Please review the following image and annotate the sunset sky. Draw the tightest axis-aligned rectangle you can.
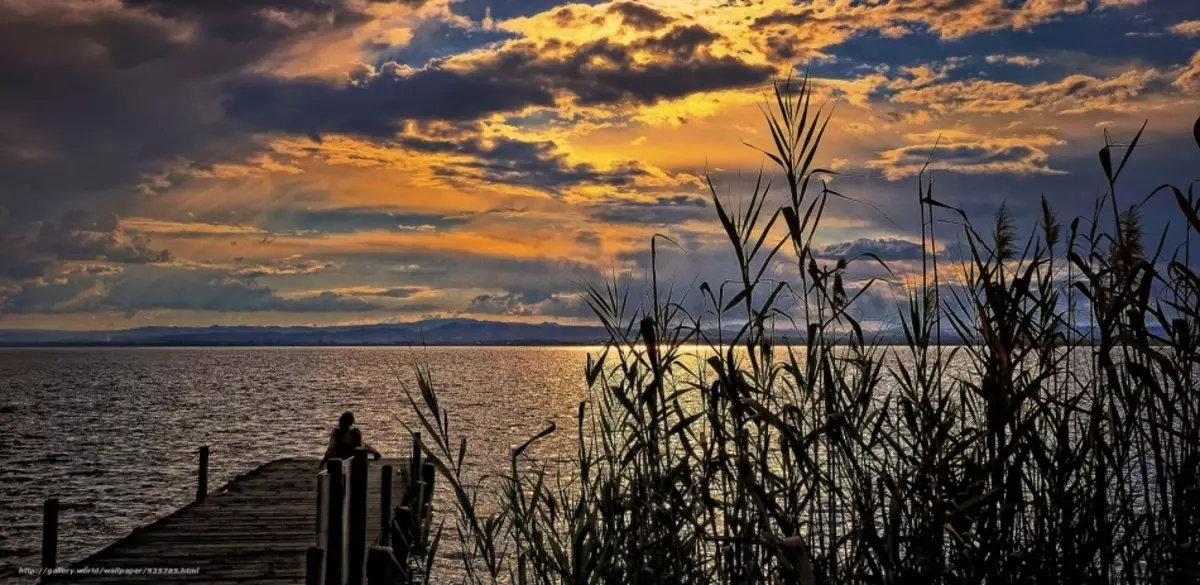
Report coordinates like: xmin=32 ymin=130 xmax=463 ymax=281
xmin=0 ymin=0 xmax=1197 ymax=330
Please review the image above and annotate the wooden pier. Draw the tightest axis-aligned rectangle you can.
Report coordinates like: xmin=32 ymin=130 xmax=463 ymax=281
xmin=41 ymin=438 xmax=437 ymax=585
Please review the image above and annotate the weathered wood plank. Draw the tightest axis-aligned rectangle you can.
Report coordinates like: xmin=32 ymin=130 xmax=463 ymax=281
xmin=49 ymin=458 xmax=406 ymax=584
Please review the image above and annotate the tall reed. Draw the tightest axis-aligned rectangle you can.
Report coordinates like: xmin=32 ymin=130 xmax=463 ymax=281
xmin=401 ymin=77 xmax=1200 ymax=584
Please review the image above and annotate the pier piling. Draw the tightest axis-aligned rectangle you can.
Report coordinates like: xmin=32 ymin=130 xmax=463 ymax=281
xmin=325 ymin=458 xmax=347 ymax=585
xmin=42 ymin=497 xmax=58 ymax=570
xmin=348 ymin=449 xmax=369 ymax=585
xmin=379 ymin=465 xmax=393 ymax=547
xmin=306 ymin=546 xmax=325 ymax=585
xmin=196 ymin=445 xmax=209 ymax=502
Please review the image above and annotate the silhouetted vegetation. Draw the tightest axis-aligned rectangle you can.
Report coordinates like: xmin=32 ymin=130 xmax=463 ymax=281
xmin=400 ymin=77 xmax=1200 ymax=584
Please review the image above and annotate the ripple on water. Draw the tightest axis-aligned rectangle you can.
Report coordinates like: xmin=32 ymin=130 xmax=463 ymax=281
xmin=0 ymin=346 xmax=598 ymax=584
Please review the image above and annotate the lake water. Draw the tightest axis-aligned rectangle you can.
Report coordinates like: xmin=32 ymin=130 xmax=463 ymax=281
xmin=0 ymin=347 xmax=597 ymax=583
xmin=1 ymin=345 xmax=1114 ymax=583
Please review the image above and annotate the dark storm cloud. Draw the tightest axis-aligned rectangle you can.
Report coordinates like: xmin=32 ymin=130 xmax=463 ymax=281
xmin=366 ymin=287 xmax=425 ymax=298
xmin=2 ymin=265 xmax=382 ymax=315
xmin=325 ymin=132 xmax=649 ymax=192
xmin=543 ymin=27 xmax=774 ymax=106
xmin=587 ymin=195 xmax=710 ymax=225
xmin=33 ymin=211 xmax=171 ymax=264
xmin=343 ymin=253 xmax=605 ymax=300
xmin=224 ymin=23 xmax=773 ymax=137
xmin=0 ymin=210 xmax=170 ymax=281
xmin=467 ymin=291 xmax=593 ymax=318
xmin=608 ymin=2 xmax=673 ymax=31
xmin=450 ymin=0 xmax=604 ymax=22
xmin=0 ymin=209 xmax=50 ymax=280
xmin=377 ymin=17 xmax=516 ymax=67
xmin=262 ymin=207 xmax=468 ymax=234
xmin=420 ymin=137 xmax=646 ymax=191
xmin=224 ymin=67 xmax=556 ymax=137
xmin=642 ymin=24 xmax=719 ymax=57
xmin=817 ymin=238 xmax=926 ymax=261
xmin=0 ymin=1 xmax=369 ymax=220
xmin=123 ymin=0 xmax=387 ymax=42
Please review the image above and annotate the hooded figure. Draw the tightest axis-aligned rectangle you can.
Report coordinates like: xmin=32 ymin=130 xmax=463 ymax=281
xmin=322 ymin=411 xmax=381 ymax=465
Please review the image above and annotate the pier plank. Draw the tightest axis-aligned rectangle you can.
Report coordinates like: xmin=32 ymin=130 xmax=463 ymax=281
xmin=49 ymin=458 xmax=406 ymax=584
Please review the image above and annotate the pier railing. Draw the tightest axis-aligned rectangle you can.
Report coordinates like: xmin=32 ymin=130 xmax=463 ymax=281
xmin=36 ymin=441 xmax=431 ymax=585
xmin=38 ymin=444 xmax=215 ymax=583
xmin=310 ymin=433 xmax=434 ymax=585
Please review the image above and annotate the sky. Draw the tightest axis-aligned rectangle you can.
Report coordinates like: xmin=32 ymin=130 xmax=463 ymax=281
xmin=0 ymin=0 xmax=1197 ymax=331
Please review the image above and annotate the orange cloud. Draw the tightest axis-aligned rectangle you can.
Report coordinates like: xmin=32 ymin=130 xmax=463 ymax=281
xmin=1174 ymin=50 xmax=1200 ymax=93
xmin=890 ymin=69 xmax=1165 ymax=115
xmin=1168 ymin=20 xmax=1200 ymax=37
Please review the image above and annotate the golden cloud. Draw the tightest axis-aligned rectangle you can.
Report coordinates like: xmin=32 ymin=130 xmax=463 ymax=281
xmin=1168 ymin=21 xmax=1200 ymax=37
xmin=1174 ymin=50 xmax=1200 ymax=93
xmin=890 ymin=69 xmax=1163 ymax=115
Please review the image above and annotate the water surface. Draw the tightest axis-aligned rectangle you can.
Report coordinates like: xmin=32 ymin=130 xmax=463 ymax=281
xmin=0 ymin=347 xmax=595 ymax=582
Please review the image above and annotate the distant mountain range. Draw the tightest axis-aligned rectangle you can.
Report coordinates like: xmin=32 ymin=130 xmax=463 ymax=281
xmin=0 ymin=319 xmax=611 ymax=346
xmin=0 ymin=318 xmax=1159 ymax=347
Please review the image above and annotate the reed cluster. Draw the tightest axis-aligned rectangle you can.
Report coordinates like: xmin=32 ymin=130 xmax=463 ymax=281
xmin=401 ymin=77 xmax=1200 ymax=584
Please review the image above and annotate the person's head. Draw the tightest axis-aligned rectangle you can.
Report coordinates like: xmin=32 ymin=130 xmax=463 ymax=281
xmin=338 ymin=411 xmax=355 ymax=431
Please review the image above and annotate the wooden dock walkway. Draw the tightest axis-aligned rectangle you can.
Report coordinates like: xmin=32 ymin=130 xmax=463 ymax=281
xmin=47 ymin=457 xmax=410 ymax=584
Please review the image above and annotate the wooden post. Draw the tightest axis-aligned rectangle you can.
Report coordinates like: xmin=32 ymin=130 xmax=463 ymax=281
xmin=42 ymin=498 xmax=58 ymax=570
xmin=409 ymin=432 xmax=421 ymax=492
xmin=325 ymin=459 xmax=347 ymax=585
xmin=390 ymin=507 xmax=413 ymax=583
xmin=420 ymin=462 xmax=435 ymax=517
xmin=410 ymin=476 xmax=425 ymax=554
xmin=306 ymin=546 xmax=324 ymax=585
xmin=379 ymin=465 xmax=393 ymax=547
xmin=365 ymin=545 xmax=402 ymax=585
xmin=348 ymin=449 xmax=369 ymax=585
xmin=197 ymin=445 xmax=209 ymax=502
xmin=413 ymin=461 xmax=435 ymax=555
xmin=404 ymin=434 xmax=423 ymax=535
xmin=316 ymin=471 xmax=327 ymax=542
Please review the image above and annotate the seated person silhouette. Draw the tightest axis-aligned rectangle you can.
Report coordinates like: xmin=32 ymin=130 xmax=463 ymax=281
xmin=321 ymin=411 xmax=381 ymax=466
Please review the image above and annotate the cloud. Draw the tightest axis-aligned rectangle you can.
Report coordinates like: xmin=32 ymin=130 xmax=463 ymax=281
xmin=32 ymin=210 xmax=171 ymax=264
xmin=0 ymin=210 xmax=171 ymax=281
xmin=403 ymin=135 xmax=649 ymax=193
xmin=985 ymin=54 xmax=1044 ymax=67
xmin=607 ymin=2 xmax=673 ymax=31
xmin=225 ymin=64 xmax=556 ymax=137
xmin=1 ymin=265 xmax=381 ymax=316
xmin=868 ymin=130 xmax=1067 ymax=179
xmin=467 ymin=291 xmax=592 ymax=318
xmin=750 ymin=0 xmax=1090 ymax=42
xmin=1167 ymin=20 xmax=1200 ymax=37
xmin=123 ymin=0 xmax=385 ymax=42
xmin=265 ymin=126 xmax=689 ymax=198
xmin=4 ymin=0 xmax=1198 ymax=328
xmin=586 ymin=195 xmax=710 ymax=225
xmin=370 ymin=287 xmax=426 ymax=298
xmin=817 ymin=238 xmax=926 ymax=261
xmin=1173 ymin=50 xmax=1200 ymax=93
xmin=230 ymin=259 xmax=338 ymax=278
xmin=885 ymin=61 xmax=961 ymax=91
xmin=0 ymin=0 xmax=403 ymax=219
xmin=121 ymin=217 xmax=265 ymax=238
xmin=889 ymin=69 xmax=1164 ymax=115
xmin=263 ymin=207 xmax=469 ymax=234
xmin=225 ymin=19 xmax=774 ymax=137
